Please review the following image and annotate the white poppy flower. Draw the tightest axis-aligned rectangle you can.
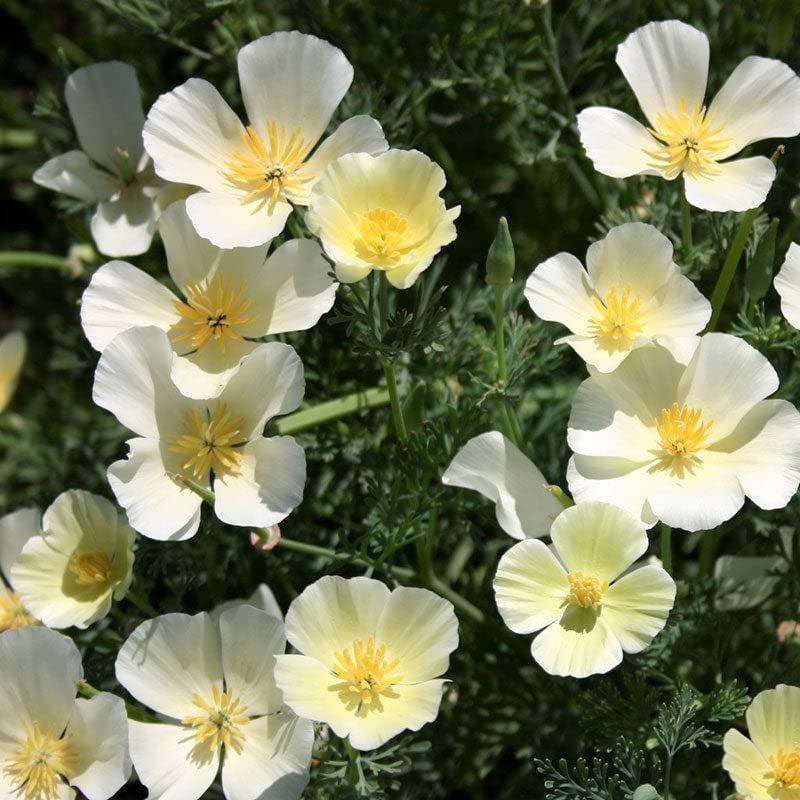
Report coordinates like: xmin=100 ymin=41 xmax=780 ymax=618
xmin=143 ymin=31 xmax=388 ymax=248
xmin=81 ymin=199 xmax=336 ymax=398
xmin=567 ymin=333 xmax=800 ymax=531
xmin=9 ymin=490 xmax=135 ymax=630
xmin=525 ymin=222 xmax=710 ymax=372
xmin=0 ymin=331 xmax=25 ymax=413
xmin=306 ymin=149 xmax=461 ymax=289
xmin=0 ymin=626 xmax=131 ymax=800
xmin=774 ymin=242 xmax=800 ymax=329
xmin=577 ymin=20 xmax=800 ymax=211
xmin=33 ymin=61 xmax=168 ymax=257
xmin=0 ymin=508 xmax=42 ymax=631
xmin=722 ymin=684 xmax=800 ymax=798
xmin=274 ymin=575 xmax=458 ymax=751
xmin=115 ymin=606 xmax=313 ymax=800
xmin=442 ymin=431 xmax=564 ymax=539
xmin=92 ymin=326 xmax=306 ymax=541
xmin=494 ymin=501 xmax=675 ymax=678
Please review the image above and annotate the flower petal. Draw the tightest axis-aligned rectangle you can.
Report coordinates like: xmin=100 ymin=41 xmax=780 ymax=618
xmin=442 ymin=431 xmax=564 ymax=540
xmin=115 ymin=612 xmax=222 ymax=720
xmin=494 ymin=539 xmax=569 ymax=635
xmin=721 ymin=729 xmax=773 ymax=800
xmin=0 ymin=507 xmax=41 ymax=582
xmin=91 ymin=189 xmax=158 ymax=258
xmin=644 ymin=274 xmax=711 ymax=337
xmin=33 ymin=151 xmax=118 ymax=202
xmin=80 ymin=260 xmax=179 ymax=352
xmin=0 ymin=330 xmax=26 ymax=414
xmin=169 ymin=339 xmax=259 ymax=401
xmin=774 ymin=242 xmax=800 ymax=329
xmin=745 ymin=684 xmax=800 ymax=763
xmin=683 ymin=156 xmax=775 ymax=212
xmin=616 ymin=20 xmax=709 ymax=126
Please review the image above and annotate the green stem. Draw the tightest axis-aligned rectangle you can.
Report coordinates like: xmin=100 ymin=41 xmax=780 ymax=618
xmin=663 ymin=752 xmax=673 ymax=800
xmin=125 ymin=588 xmax=158 ymax=618
xmin=78 ymin=680 xmax=157 ymax=722
xmin=274 ymin=387 xmax=390 ymax=435
xmin=382 ymin=358 xmax=408 ymax=441
xmin=0 ymin=129 xmax=37 ymax=148
xmin=494 ymin=287 xmax=508 ymax=384
xmin=660 ymin=524 xmax=673 ymax=575
xmin=0 ymin=251 xmax=72 ymax=271
xmin=707 ymin=208 xmax=759 ymax=332
xmin=681 ymin=194 xmax=693 ymax=255
xmin=697 ymin=530 xmax=720 ymax=578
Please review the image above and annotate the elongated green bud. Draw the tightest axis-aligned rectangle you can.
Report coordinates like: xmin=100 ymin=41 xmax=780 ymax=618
xmin=485 ymin=217 xmax=515 ymax=287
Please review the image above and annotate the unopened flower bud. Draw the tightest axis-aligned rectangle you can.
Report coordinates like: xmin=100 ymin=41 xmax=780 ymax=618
xmin=485 ymin=217 xmax=515 ymax=287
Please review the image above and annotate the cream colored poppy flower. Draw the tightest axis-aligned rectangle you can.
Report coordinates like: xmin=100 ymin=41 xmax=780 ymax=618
xmin=0 ymin=331 xmax=25 ymax=413
xmin=115 ymin=607 xmax=312 ymax=800
xmin=10 ymin=490 xmax=135 ymax=630
xmin=143 ymin=31 xmax=387 ymax=248
xmin=0 ymin=626 xmax=131 ymax=800
xmin=567 ymin=333 xmax=800 ymax=531
xmin=0 ymin=508 xmax=41 ymax=631
xmin=723 ymin=684 xmax=800 ymax=798
xmin=577 ymin=20 xmax=800 ymax=211
xmin=494 ymin=501 xmax=675 ymax=678
xmin=525 ymin=223 xmax=710 ymax=372
xmin=81 ymin=199 xmax=336 ymax=398
xmin=306 ymin=149 xmax=461 ymax=288
xmin=273 ymin=576 xmax=458 ymax=750
xmin=774 ymin=242 xmax=800 ymax=330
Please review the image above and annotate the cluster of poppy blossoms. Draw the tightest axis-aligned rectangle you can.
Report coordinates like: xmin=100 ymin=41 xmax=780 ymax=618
xmin=1 ymin=16 xmax=800 ymax=800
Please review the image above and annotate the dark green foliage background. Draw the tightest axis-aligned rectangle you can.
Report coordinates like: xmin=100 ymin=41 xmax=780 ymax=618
xmin=2 ymin=0 xmax=800 ymax=797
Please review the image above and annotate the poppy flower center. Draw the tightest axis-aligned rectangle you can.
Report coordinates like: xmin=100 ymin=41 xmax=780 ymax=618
xmin=354 ymin=208 xmax=411 ymax=267
xmin=647 ymin=100 xmax=731 ymax=179
xmin=68 ymin=551 xmax=113 ymax=587
xmin=0 ymin=591 xmax=37 ymax=630
xmin=171 ymin=274 xmax=256 ymax=355
xmin=182 ymin=685 xmax=249 ymax=754
xmin=655 ymin=403 xmax=714 ymax=458
xmin=5 ymin=723 xmax=75 ymax=800
xmin=332 ymin=636 xmax=404 ymax=711
xmin=589 ymin=285 xmax=647 ymax=347
xmin=771 ymin=746 xmax=800 ymax=787
xmin=567 ymin=571 xmax=607 ymax=608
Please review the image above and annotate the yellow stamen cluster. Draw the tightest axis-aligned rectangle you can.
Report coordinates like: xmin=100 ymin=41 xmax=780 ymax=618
xmin=169 ymin=402 xmax=246 ymax=480
xmin=566 ymin=572 xmax=607 ymax=609
xmin=771 ymin=746 xmax=800 ymax=788
xmin=0 ymin=591 xmax=37 ymax=630
xmin=5 ymin=723 xmax=75 ymax=800
xmin=354 ymin=208 xmax=411 ymax=267
xmin=589 ymin=286 xmax=647 ymax=347
xmin=655 ymin=403 xmax=714 ymax=459
xmin=224 ymin=122 xmax=313 ymax=208
xmin=647 ymin=100 xmax=731 ymax=179
xmin=182 ymin=685 xmax=249 ymax=754
xmin=171 ymin=274 xmax=255 ymax=355
xmin=333 ymin=636 xmax=403 ymax=710
xmin=68 ymin=551 xmax=113 ymax=587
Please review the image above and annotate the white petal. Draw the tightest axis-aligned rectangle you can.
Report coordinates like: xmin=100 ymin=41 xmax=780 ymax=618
xmin=0 ymin=627 xmax=81 ymax=741
xmin=91 ymin=188 xmax=158 ymax=258
xmin=524 ymin=252 xmax=597 ymax=336
xmin=602 ymin=565 xmax=676 ymax=653
xmin=214 ymin=437 xmax=305 ymax=530
xmin=745 ymin=684 xmax=800 ymax=761
xmin=143 ymin=78 xmax=245 ymax=193
xmin=560 ymin=334 xmax=647 ymax=374
xmin=374 ymin=587 xmax=458 ymax=682
xmin=774 ymin=242 xmax=800 ymax=329
xmin=219 ymin=605 xmax=285 ymax=716
xmin=108 ymin=438 xmax=202 ymax=542
xmin=493 ymin=539 xmax=569 ymax=635
xmin=80 ymin=260 xmax=179 ymax=352
xmin=92 ymin=326 xmax=187 ymax=438
xmin=335 ymin=262 xmax=372 ymax=284
xmin=283 ymin=575 xmax=390 ymax=669
xmin=531 ymin=608 xmax=622 ymax=679
xmin=66 ymin=61 xmax=144 ymax=172
xmin=441 ymin=431 xmax=564 ymax=540
xmin=0 ymin=507 xmax=41 ymax=581
xmin=238 ymin=31 xmax=353 ymax=148
xmin=0 ymin=330 xmax=26 ymax=414
xmin=721 ymin=729 xmax=773 ymax=800
xmin=683 ymin=156 xmax=775 ymax=212
xmin=33 ymin=151 xmax=118 ymax=202
xmin=708 ymin=56 xmax=800 ymax=159
xmin=576 ymin=107 xmax=661 ymax=178
xmin=210 ymin=583 xmax=283 ymax=625
xmin=128 ymin=720 xmax=219 ymax=800
xmin=67 ymin=693 xmax=131 ymax=800
xmin=616 ymin=20 xmax=709 ymax=126
xmin=186 ymin=190 xmax=292 ymax=249
xmin=221 ymin=713 xmax=312 ymax=800
xmin=169 ymin=339 xmax=259 ymax=400
xmin=115 ymin=612 xmax=222 ymax=719
xmin=644 ymin=273 xmax=711 ymax=337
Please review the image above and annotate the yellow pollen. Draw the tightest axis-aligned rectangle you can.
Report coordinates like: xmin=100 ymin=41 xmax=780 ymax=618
xmin=4 ymin=723 xmax=76 ymax=800
xmin=589 ymin=286 xmax=647 ymax=347
xmin=567 ymin=572 xmax=607 ymax=608
xmin=655 ymin=403 xmax=714 ymax=459
xmin=354 ymin=208 xmax=412 ymax=267
xmin=0 ymin=591 xmax=37 ymax=630
xmin=646 ymin=100 xmax=731 ymax=179
xmin=68 ymin=551 xmax=113 ymax=587
xmin=182 ymin=685 xmax=249 ymax=754
xmin=771 ymin=746 xmax=800 ymax=787
xmin=332 ymin=636 xmax=404 ymax=710
xmin=169 ymin=402 xmax=246 ymax=481
xmin=171 ymin=274 xmax=256 ymax=355
xmin=224 ymin=121 xmax=313 ymax=208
